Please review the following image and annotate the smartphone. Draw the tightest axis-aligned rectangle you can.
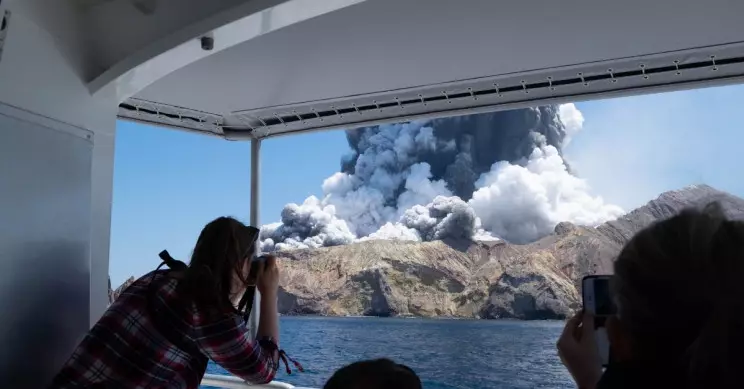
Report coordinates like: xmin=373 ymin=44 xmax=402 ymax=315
xmin=582 ymin=275 xmax=615 ymax=367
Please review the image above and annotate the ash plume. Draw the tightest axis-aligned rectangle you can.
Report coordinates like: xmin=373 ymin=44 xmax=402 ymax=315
xmin=341 ymin=106 xmax=566 ymax=200
xmin=259 ymin=104 xmax=622 ymax=251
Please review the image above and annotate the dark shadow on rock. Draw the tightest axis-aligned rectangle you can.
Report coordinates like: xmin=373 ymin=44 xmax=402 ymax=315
xmin=439 ymin=237 xmax=475 ymax=253
xmin=278 ymin=287 xmax=326 ymax=315
xmin=351 ymin=269 xmax=396 ymax=317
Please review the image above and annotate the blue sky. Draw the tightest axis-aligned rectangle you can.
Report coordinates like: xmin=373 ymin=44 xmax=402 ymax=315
xmin=109 ymin=84 xmax=744 ymax=286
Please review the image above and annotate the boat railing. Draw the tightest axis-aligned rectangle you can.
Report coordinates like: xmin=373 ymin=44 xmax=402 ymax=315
xmin=201 ymin=374 xmax=316 ymax=389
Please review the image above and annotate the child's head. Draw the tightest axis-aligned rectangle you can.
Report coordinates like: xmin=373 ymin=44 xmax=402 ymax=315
xmin=324 ymin=358 xmax=422 ymax=389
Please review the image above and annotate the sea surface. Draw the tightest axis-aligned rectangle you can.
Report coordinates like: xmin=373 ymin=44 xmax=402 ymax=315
xmin=204 ymin=316 xmax=573 ymax=389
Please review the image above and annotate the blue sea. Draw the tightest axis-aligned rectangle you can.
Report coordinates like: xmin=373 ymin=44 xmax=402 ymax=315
xmin=205 ymin=316 xmax=574 ymax=389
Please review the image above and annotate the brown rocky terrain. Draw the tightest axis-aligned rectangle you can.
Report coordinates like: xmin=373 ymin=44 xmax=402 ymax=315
xmin=275 ymin=185 xmax=744 ymax=319
xmin=275 ymin=224 xmax=610 ymax=319
xmin=110 ymin=185 xmax=744 ymax=319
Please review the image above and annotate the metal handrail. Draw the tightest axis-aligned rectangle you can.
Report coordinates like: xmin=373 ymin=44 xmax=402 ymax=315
xmin=201 ymin=374 xmax=308 ymax=389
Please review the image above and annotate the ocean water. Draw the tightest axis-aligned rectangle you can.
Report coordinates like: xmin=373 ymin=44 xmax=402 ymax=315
xmin=204 ymin=316 xmax=574 ymax=389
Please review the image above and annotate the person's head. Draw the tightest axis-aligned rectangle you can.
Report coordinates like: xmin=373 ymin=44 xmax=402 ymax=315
xmin=607 ymin=202 xmax=744 ymax=385
xmin=178 ymin=217 xmax=259 ymax=314
xmin=323 ymin=358 xmax=422 ymax=389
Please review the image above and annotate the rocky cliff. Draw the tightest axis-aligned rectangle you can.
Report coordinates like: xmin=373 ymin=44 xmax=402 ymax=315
xmin=109 ymin=276 xmax=136 ymax=304
xmin=276 ymin=185 xmax=744 ymax=319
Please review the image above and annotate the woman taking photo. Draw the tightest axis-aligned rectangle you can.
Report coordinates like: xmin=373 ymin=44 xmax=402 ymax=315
xmin=49 ymin=216 xmax=288 ymax=388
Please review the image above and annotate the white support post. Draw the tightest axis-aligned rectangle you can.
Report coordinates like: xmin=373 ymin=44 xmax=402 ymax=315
xmin=248 ymin=138 xmax=261 ymax=338
xmin=250 ymin=138 xmax=261 ymax=229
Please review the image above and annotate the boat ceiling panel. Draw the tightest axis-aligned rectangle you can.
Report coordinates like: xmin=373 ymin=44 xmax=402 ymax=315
xmin=126 ymin=0 xmax=744 ymax=138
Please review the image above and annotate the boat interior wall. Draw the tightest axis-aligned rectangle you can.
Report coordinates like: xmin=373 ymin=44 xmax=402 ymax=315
xmin=126 ymin=0 xmax=744 ymax=139
xmin=0 ymin=0 xmax=118 ymax=331
xmin=0 ymin=104 xmax=92 ymax=387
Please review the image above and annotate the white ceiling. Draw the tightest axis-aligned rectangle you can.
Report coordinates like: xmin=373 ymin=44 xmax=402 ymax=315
xmin=123 ymin=0 xmax=744 ymax=138
xmin=69 ymin=0 xmax=117 ymax=10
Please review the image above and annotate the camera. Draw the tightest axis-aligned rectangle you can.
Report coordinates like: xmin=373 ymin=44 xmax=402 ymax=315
xmin=246 ymin=255 xmax=268 ymax=285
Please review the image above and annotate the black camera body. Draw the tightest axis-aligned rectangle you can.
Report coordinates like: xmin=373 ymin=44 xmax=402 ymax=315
xmin=247 ymin=255 xmax=268 ymax=285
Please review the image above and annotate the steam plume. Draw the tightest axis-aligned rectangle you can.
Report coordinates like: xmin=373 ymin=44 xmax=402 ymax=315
xmin=259 ymin=104 xmax=622 ymax=251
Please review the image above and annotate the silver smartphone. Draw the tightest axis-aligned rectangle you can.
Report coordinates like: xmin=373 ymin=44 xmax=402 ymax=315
xmin=581 ymin=275 xmax=614 ymax=367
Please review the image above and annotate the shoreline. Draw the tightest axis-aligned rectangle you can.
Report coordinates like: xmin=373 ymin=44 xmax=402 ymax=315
xmin=278 ymin=313 xmax=568 ymax=322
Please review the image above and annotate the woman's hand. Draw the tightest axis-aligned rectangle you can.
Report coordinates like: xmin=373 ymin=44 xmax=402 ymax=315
xmin=557 ymin=311 xmax=603 ymax=389
xmin=256 ymin=255 xmax=279 ymax=296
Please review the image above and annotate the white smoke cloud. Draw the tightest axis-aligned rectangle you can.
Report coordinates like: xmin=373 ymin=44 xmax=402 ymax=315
xmin=323 ymin=183 xmax=394 ymax=237
xmin=396 ymin=163 xmax=452 ymax=212
xmin=469 ymin=144 xmax=623 ymax=243
xmin=364 ymin=222 xmax=421 ymax=242
xmin=559 ymin=103 xmax=584 ymax=147
xmin=260 ymin=104 xmax=623 ymax=251
xmin=317 ymin=121 xmax=446 ymax=238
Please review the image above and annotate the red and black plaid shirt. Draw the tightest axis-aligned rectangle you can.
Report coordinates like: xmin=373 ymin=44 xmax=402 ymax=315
xmin=50 ymin=270 xmax=278 ymax=388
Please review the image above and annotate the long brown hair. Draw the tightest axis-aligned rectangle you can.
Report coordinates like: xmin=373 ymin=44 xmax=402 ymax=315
xmin=613 ymin=202 xmax=744 ymax=387
xmin=176 ymin=217 xmax=259 ymax=315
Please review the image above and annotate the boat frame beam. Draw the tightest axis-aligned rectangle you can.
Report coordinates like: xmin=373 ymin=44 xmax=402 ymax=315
xmin=248 ymin=138 xmax=262 ymax=338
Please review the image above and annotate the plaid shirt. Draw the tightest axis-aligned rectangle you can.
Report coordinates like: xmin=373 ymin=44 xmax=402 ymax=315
xmin=50 ymin=270 xmax=278 ymax=389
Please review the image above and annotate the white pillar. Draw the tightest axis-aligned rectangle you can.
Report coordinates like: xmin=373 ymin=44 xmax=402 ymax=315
xmin=250 ymin=138 xmax=261 ymax=227
xmin=248 ymin=138 xmax=261 ymax=337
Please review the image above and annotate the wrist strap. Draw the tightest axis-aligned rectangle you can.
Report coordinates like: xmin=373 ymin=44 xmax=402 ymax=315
xmin=258 ymin=337 xmax=304 ymax=375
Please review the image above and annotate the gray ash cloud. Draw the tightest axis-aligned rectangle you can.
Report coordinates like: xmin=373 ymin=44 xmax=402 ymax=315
xmin=343 ymin=106 xmax=565 ymax=200
xmin=260 ymin=104 xmax=622 ymax=251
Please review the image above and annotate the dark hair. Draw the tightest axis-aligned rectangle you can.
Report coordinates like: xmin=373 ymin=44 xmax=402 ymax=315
xmin=323 ymin=358 xmax=422 ymax=389
xmin=613 ymin=202 xmax=744 ymax=386
xmin=175 ymin=217 xmax=259 ymax=316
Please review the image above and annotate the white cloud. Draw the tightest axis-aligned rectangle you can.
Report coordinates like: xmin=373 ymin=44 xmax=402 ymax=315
xmin=470 ymin=145 xmax=624 ymax=243
xmin=559 ymin=103 xmax=584 ymax=146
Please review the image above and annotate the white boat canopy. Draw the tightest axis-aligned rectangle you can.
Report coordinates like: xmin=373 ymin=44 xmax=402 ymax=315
xmin=106 ymin=0 xmax=744 ymax=139
xmin=0 ymin=0 xmax=743 ymax=387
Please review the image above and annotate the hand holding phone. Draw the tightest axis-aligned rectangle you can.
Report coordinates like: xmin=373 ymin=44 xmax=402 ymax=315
xmin=582 ymin=275 xmax=615 ymax=367
xmin=557 ymin=311 xmax=603 ymax=389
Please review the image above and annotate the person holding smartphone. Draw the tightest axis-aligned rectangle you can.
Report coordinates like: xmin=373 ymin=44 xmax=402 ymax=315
xmin=558 ymin=203 xmax=744 ymax=389
xmin=49 ymin=216 xmax=297 ymax=389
